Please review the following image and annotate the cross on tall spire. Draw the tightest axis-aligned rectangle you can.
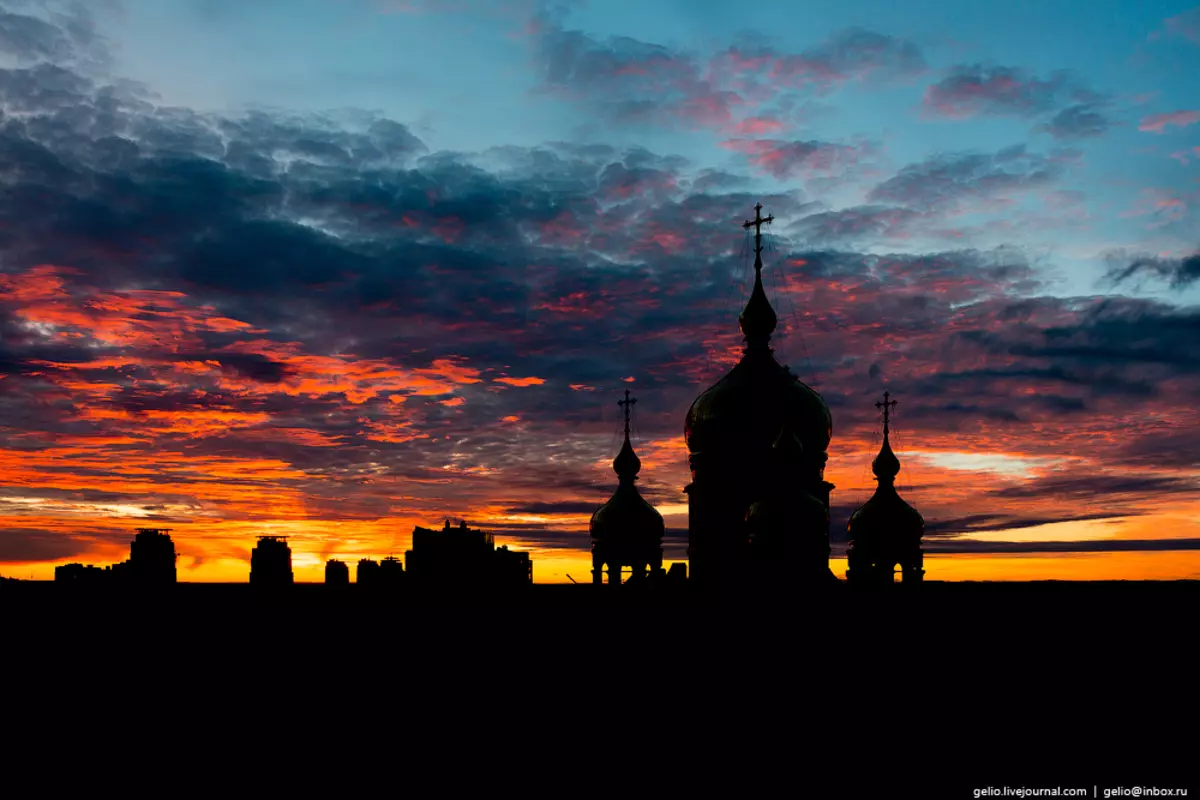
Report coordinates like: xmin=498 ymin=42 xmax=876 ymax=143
xmin=736 ymin=202 xmax=779 ymax=349
xmin=742 ymin=202 xmax=774 ymax=268
xmin=618 ymin=389 xmax=637 ymax=440
xmin=876 ymin=390 xmax=897 ymax=437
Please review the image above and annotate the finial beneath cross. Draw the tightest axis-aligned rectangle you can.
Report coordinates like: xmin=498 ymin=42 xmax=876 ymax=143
xmin=742 ymin=202 xmax=774 ymax=263
xmin=876 ymin=390 xmax=897 ymax=435
xmin=618 ymin=389 xmax=637 ymax=439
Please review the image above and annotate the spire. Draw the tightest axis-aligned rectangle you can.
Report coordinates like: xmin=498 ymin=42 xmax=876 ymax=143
xmin=871 ymin=391 xmax=901 ymax=482
xmin=613 ymin=389 xmax=641 ymax=482
xmin=739 ymin=202 xmax=778 ymax=351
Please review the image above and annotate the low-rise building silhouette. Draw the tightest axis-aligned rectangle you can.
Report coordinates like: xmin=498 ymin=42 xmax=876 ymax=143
xmin=495 ymin=544 xmax=533 ymax=587
xmin=325 ymin=559 xmax=349 ymax=586
xmin=54 ymin=563 xmax=108 ymax=583
xmin=53 ymin=528 xmax=177 ymax=586
xmin=405 ymin=519 xmax=533 ymax=590
xmin=250 ymin=536 xmax=293 ymax=587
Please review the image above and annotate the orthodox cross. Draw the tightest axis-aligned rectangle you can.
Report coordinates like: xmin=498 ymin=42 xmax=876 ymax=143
xmin=742 ymin=202 xmax=774 ymax=264
xmin=618 ymin=389 xmax=637 ymax=439
xmin=876 ymin=391 xmax=897 ymax=436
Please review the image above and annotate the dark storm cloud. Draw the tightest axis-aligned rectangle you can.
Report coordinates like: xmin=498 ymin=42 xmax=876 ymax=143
xmin=1103 ymin=250 xmax=1200 ymax=289
xmin=1118 ymin=429 xmax=1200 ymax=470
xmin=0 ymin=527 xmax=128 ymax=562
xmin=873 ymin=297 xmax=1200 ymax=434
xmin=992 ymin=475 xmax=1199 ymax=499
xmin=498 ymin=526 xmax=688 ymax=559
xmin=504 ymin=501 xmax=605 ymax=515
xmin=922 ymin=511 xmax=1136 ymax=536
xmin=0 ymin=2 xmax=112 ymax=71
xmin=828 ymin=509 xmax=1147 ymax=548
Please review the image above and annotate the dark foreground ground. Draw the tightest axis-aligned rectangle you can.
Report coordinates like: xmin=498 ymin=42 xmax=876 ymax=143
xmin=7 ymin=578 xmax=1199 ymax=645
xmin=4 ymin=579 xmax=1196 ymax=793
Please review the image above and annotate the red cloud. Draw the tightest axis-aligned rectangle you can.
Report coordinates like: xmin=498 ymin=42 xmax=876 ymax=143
xmin=1138 ymin=110 xmax=1200 ymax=133
xmin=733 ymin=116 xmax=784 ymax=135
xmin=719 ymin=138 xmax=866 ymax=180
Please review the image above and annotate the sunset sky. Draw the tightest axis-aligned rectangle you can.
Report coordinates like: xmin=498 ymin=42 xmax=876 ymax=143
xmin=1 ymin=0 xmax=1199 ymax=583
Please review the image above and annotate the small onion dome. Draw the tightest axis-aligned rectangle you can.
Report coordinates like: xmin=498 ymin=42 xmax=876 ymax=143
xmin=590 ymin=425 xmax=664 ymax=545
xmin=612 ymin=434 xmax=641 ymax=481
xmin=738 ymin=262 xmax=778 ymax=348
xmin=846 ymin=486 xmax=924 ymax=543
xmin=848 ymin=430 xmax=923 ymax=544
xmin=590 ymin=482 xmax=665 ymax=544
xmin=872 ymin=435 xmax=901 ymax=481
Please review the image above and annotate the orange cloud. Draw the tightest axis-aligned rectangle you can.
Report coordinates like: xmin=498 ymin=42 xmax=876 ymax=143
xmin=493 ymin=376 xmax=546 ymax=387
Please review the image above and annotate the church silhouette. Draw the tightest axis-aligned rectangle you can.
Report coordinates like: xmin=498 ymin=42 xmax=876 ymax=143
xmin=593 ymin=202 xmax=925 ymax=593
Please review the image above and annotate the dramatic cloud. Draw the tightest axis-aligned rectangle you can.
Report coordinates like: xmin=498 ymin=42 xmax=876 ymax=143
xmin=789 ymin=205 xmax=923 ymax=245
xmin=531 ymin=16 xmax=924 ymax=132
xmin=922 ymin=65 xmax=1114 ymax=143
xmin=867 ymin=145 xmax=1071 ymax=212
xmin=532 ymin=18 xmax=744 ymax=130
xmin=923 ymin=65 xmax=1104 ymax=120
xmin=718 ymin=138 xmax=871 ymax=181
xmin=713 ymin=27 xmax=926 ymax=91
xmin=1104 ymin=250 xmax=1200 ymax=289
xmin=992 ymin=474 xmax=1200 ymax=499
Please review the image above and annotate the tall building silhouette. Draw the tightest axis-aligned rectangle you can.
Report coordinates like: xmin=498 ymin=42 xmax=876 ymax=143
xmin=128 ymin=528 xmax=177 ymax=585
xmin=357 ymin=558 xmax=380 ymax=586
xmin=590 ymin=390 xmax=665 ymax=585
xmin=847 ymin=392 xmax=925 ymax=585
xmin=325 ymin=559 xmax=349 ymax=586
xmin=250 ymin=536 xmax=293 ymax=587
xmin=684 ymin=203 xmax=836 ymax=592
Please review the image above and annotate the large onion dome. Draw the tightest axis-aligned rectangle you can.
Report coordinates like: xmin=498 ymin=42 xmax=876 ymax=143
xmin=685 ymin=205 xmax=831 ymax=469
